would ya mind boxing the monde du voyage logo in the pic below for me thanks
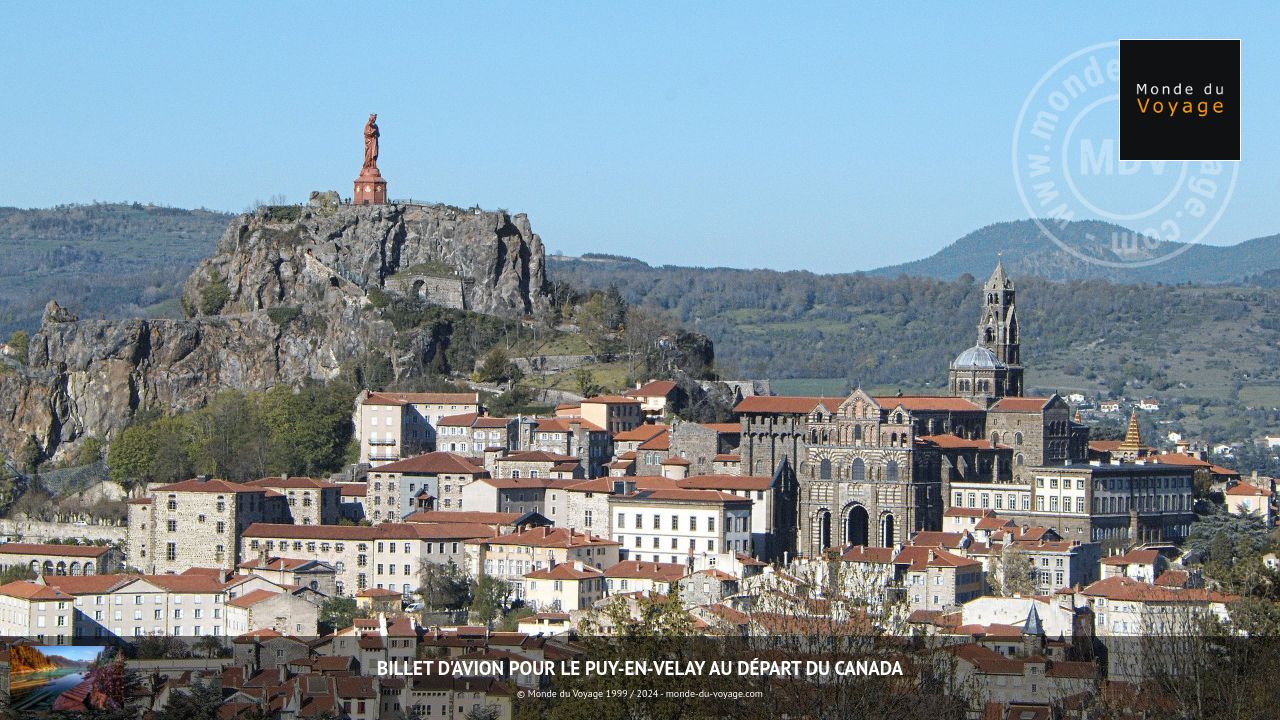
[1013,40,1240,269]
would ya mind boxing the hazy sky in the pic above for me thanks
[1,3,1275,271]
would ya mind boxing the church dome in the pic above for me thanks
[952,345,1005,369]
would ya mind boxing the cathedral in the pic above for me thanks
[736,265,1090,558]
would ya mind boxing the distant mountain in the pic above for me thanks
[0,203,231,335]
[867,219,1280,284]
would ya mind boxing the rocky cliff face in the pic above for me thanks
[1,203,550,460]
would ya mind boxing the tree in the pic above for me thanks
[154,678,224,720]
[6,329,28,364]
[198,270,231,315]
[469,575,512,627]
[464,706,502,720]
[573,367,603,397]
[475,346,515,384]
[17,435,42,474]
[418,560,470,611]
[76,436,105,467]
[319,596,358,632]
[193,635,224,659]
[999,545,1036,597]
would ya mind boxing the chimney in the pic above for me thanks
[281,473,289,481]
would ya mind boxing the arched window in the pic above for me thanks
[886,460,899,483]
[894,413,903,424]
[42,561,53,576]
[851,458,865,482]
[69,562,81,576]
[853,425,863,441]
[1015,453,1024,466]
[819,459,832,480]
[1015,432,1023,445]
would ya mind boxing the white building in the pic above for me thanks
[608,488,752,566]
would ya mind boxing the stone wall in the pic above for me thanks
[386,273,468,311]
[0,518,126,545]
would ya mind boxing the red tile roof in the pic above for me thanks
[677,474,772,491]
[535,417,605,433]
[245,476,337,490]
[701,423,742,434]
[153,478,270,493]
[582,395,641,405]
[375,452,490,476]
[624,380,678,398]
[228,589,282,608]
[564,476,676,493]
[874,396,981,412]
[0,542,110,558]
[470,526,619,549]
[734,396,839,414]
[604,560,687,582]
[355,587,400,598]
[636,432,670,451]
[362,392,479,406]
[613,424,669,442]
[916,434,1003,450]
[1225,483,1271,496]
[989,397,1053,412]
[660,456,691,466]
[525,562,604,580]
[338,482,367,497]
[1082,575,1236,603]
[0,580,71,600]
[612,488,753,505]
[40,574,137,595]
[1101,549,1160,566]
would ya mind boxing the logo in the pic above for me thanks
[1012,42,1237,268]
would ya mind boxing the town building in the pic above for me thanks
[244,475,342,525]
[528,417,611,477]
[435,413,519,454]
[127,477,290,575]
[240,522,496,596]
[0,580,73,643]
[464,527,621,600]
[523,561,606,612]
[368,452,490,520]
[623,380,679,421]
[608,488,753,565]
[355,391,481,466]
[1224,481,1273,524]
[578,396,644,435]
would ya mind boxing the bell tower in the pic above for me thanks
[977,263,1023,396]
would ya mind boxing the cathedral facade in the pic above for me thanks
[736,265,1090,558]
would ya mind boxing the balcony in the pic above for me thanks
[367,438,398,446]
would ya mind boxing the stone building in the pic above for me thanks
[368,452,491,520]
[244,475,342,526]
[736,266,1091,558]
[668,421,742,476]
[126,478,289,575]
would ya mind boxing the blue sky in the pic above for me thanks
[1,3,1274,271]
[37,645,102,663]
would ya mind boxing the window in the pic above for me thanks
[166,543,177,561]
[167,520,177,532]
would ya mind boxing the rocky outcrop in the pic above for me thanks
[183,202,548,318]
[0,203,551,460]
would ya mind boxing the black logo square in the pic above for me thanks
[1120,39,1239,161]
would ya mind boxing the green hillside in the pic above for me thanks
[550,256,1280,443]
[0,203,231,334]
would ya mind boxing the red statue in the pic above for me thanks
[362,113,380,171]
[355,113,387,204]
